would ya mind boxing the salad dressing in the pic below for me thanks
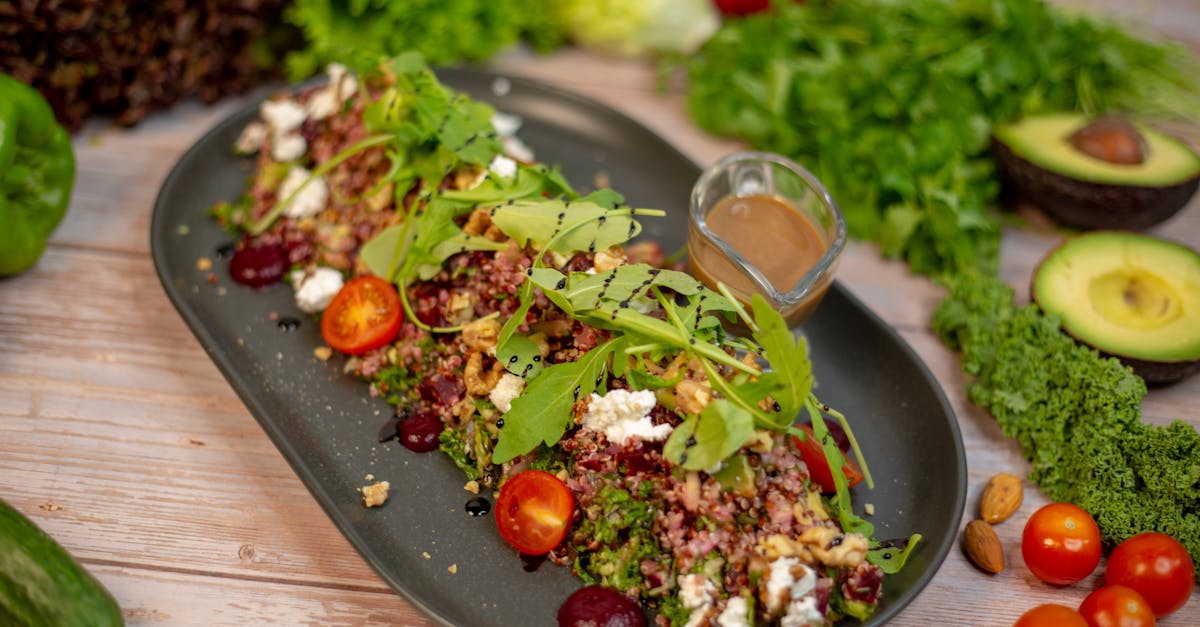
[689,193,829,324]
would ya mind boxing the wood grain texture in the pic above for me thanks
[2,2,1199,625]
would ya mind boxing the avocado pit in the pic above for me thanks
[992,113,1200,230]
[1068,116,1147,166]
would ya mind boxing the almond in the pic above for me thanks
[964,519,1005,574]
[979,472,1023,524]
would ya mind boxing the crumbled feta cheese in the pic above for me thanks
[763,557,818,619]
[291,267,344,313]
[234,121,267,154]
[306,63,360,120]
[502,135,535,164]
[488,154,518,179]
[261,99,306,134]
[489,373,525,414]
[272,133,308,162]
[261,99,309,161]
[678,573,717,627]
[277,167,329,218]
[781,596,824,627]
[717,597,751,627]
[582,389,672,446]
[491,111,522,136]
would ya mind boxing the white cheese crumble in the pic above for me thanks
[678,573,717,627]
[489,373,525,414]
[717,596,751,627]
[277,166,329,219]
[781,596,824,627]
[763,557,818,620]
[582,388,672,446]
[306,63,359,120]
[291,267,344,313]
[491,111,522,136]
[260,99,308,161]
[488,154,518,179]
[234,121,267,154]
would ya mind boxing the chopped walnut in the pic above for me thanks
[462,208,493,236]
[361,481,390,508]
[463,351,502,396]
[462,317,501,353]
[592,246,626,273]
[799,526,868,568]
[674,378,712,415]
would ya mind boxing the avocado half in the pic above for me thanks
[1032,231,1200,384]
[993,113,1200,230]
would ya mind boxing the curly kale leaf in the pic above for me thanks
[934,273,1200,577]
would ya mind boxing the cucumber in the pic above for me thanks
[0,499,123,626]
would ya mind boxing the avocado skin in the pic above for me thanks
[992,137,1199,230]
[1117,354,1200,386]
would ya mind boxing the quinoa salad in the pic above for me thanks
[211,54,921,626]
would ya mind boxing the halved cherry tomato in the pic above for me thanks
[495,470,575,555]
[1105,532,1194,617]
[1021,502,1102,585]
[791,424,863,494]
[1013,604,1088,627]
[320,275,402,355]
[1078,585,1156,627]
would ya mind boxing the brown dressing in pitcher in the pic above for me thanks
[690,194,828,323]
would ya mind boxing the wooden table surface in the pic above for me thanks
[3,3,1198,625]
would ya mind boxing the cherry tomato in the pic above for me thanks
[714,0,770,16]
[1021,502,1102,585]
[792,424,863,494]
[320,275,402,355]
[495,470,575,555]
[1105,532,1195,616]
[1013,603,1089,627]
[1078,585,1156,627]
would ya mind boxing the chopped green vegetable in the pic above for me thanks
[685,0,1200,277]
[934,273,1200,577]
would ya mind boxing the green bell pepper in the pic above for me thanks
[0,73,75,276]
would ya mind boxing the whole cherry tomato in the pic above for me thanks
[1013,603,1089,627]
[495,470,575,555]
[1105,532,1195,616]
[1021,502,1102,585]
[1078,585,1155,627]
[320,275,402,355]
[791,424,863,494]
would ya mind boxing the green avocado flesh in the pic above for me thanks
[1033,232,1200,370]
[994,113,1200,186]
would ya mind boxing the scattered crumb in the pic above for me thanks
[865,503,875,516]
[423,551,432,560]
[196,257,213,271]
[206,273,218,284]
[448,564,458,574]
[268,311,279,321]
[216,286,227,296]
[39,502,62,512]
[365,473,375,481]
[176,224,190,235]
[463,480,480,494]
[361,481,390,508]
[314,346,333,360]
[593,171,611,189]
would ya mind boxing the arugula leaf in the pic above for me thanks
[748,294,813,419]
[496,334,545,379]
[489,199,660,255]
[492,338,619,464]
[663,399,755,471]
[868,534,923,574]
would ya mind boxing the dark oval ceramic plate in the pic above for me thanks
[151,67,966,626]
